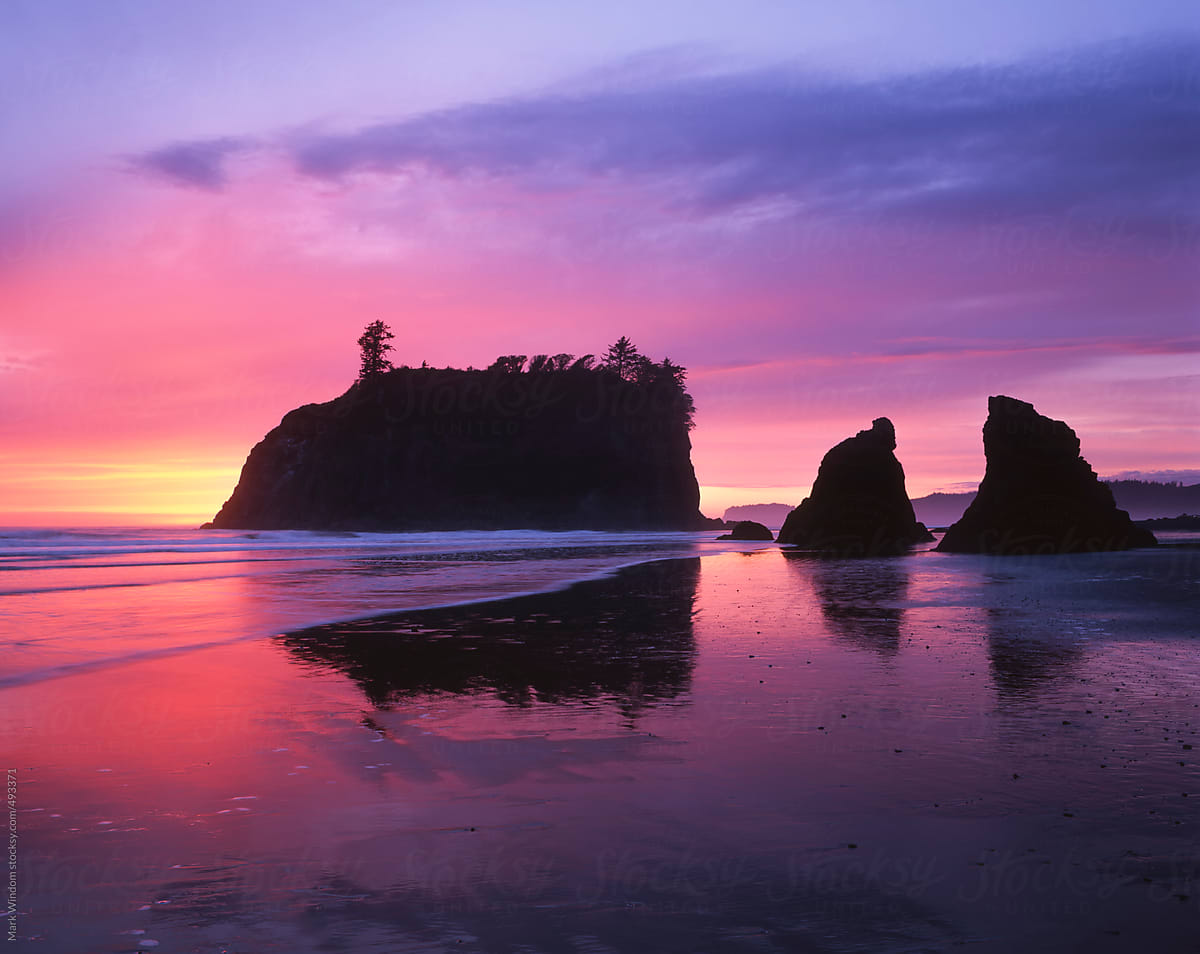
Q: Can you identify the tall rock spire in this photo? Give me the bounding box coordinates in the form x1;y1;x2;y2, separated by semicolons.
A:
937;396;1156;554
777;417;933;555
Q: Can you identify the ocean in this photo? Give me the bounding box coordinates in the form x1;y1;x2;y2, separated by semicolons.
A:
0;528;729;689
2;527;1198;952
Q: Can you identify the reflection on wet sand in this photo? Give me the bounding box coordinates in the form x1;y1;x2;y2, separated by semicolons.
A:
145;846;968;954
282;860;966;954
983;605;1085;699
14;545;1200;954
278;558;700;712
782;551;910;656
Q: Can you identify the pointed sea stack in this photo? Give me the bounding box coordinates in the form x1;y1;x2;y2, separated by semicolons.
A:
776;417;934;555
937;396;1156;554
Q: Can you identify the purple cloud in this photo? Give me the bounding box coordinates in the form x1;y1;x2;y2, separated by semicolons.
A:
132;137;251;190
291;37;1199;240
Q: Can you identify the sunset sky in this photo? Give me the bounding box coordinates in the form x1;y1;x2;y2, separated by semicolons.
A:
2;0;1197;525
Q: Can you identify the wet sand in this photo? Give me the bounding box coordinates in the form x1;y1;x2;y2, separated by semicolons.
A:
6;545;1200;952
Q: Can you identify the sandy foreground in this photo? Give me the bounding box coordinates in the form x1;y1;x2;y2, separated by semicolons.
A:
5;545;1199;953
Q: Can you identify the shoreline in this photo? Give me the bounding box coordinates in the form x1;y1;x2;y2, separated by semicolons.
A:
0;551;720;691
7;529;1194;692
0;530;778;691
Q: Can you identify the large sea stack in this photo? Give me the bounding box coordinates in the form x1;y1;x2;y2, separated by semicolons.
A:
208;366;708;531
937;395;1156;554
776;417;934;554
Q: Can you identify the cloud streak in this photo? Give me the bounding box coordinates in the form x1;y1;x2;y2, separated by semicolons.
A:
133;137;251;190
286;37;1199;239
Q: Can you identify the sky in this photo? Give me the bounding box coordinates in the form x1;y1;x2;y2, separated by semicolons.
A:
1;0;1198;525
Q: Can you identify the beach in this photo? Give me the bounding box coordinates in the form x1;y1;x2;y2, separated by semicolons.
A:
4;531;1199;952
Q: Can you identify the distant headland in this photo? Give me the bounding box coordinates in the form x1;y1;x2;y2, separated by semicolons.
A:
721;503;794;527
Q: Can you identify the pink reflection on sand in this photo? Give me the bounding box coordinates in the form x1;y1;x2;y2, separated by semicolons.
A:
4;547;1198;952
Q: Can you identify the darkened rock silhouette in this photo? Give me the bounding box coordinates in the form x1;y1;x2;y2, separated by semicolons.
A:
776;417;934;554
937;395;1157;554
717;520;774;541
208;365;709;531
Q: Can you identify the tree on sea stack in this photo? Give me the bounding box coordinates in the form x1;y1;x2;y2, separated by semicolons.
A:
603;336;640;380
357;320;395;379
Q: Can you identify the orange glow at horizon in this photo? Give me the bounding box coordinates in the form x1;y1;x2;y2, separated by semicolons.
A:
0;453;240;526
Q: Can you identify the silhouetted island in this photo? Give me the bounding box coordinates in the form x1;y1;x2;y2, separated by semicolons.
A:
776;417;934;554
937;396;1156;554
208;351;716;531
717;520;775;541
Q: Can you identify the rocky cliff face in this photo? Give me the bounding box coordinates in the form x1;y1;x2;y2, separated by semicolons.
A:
208;367;707;531
776;417;933;554
937;396;1156;554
